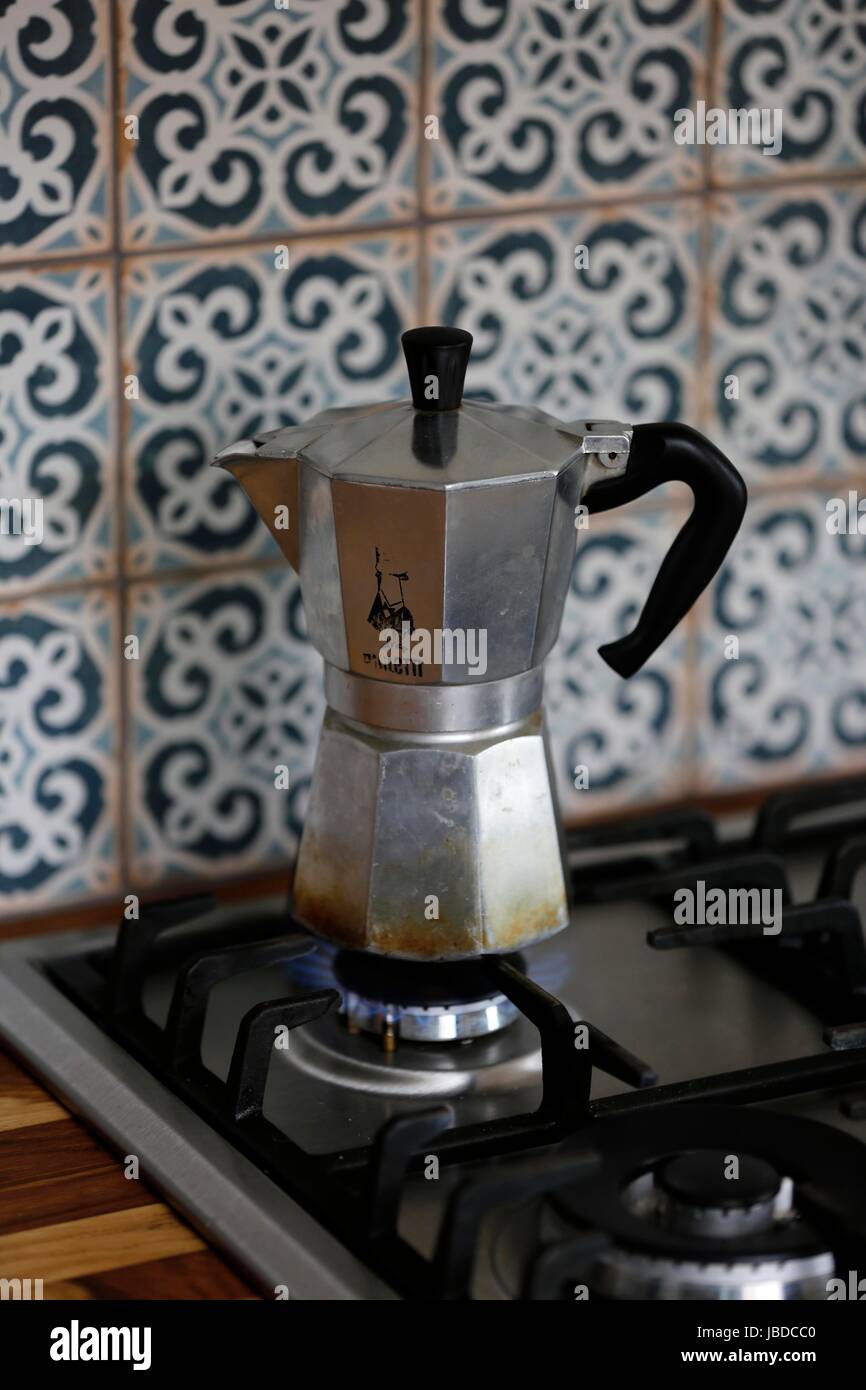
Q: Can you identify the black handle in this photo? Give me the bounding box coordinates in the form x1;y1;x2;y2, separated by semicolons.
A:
583;422;747;679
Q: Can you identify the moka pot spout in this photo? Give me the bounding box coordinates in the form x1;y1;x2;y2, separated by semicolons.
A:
212;436;300;572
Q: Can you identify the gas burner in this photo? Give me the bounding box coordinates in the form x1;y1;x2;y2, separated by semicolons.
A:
5;774;866;1300
650;1148;793;1238
332;950;524;1047
494;1105;866;1300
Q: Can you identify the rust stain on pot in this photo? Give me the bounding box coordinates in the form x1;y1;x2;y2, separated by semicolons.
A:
293;881;567;961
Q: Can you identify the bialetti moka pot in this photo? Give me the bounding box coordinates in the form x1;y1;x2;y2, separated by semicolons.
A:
214;327;746;961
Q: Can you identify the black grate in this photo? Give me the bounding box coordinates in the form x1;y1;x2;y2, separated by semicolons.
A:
45;775;866;1299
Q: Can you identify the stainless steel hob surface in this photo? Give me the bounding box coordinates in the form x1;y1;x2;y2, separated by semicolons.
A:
1;786;866;1300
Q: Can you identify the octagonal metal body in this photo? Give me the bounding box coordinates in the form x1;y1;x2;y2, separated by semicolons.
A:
292;706;569;960
215;402;630;685
214;394;631;959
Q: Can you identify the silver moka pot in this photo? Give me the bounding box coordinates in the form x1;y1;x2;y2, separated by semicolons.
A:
214;327;746;961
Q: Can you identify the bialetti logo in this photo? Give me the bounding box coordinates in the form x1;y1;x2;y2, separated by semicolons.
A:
366;545;424;675
49;1320;152;1371
366;539;489;677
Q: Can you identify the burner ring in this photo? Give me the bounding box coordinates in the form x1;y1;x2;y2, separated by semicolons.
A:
551;1105;864;1265
483;1105;866;1300
333;950;524;1043
515;1103;866;1299
341;989;519;1043
583;1250;835;1302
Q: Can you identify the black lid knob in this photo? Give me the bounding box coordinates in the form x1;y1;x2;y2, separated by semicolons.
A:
401;326;472;411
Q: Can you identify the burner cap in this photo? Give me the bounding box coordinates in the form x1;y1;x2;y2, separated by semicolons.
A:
535;1106;860;1300
657;1150;781;1211
333;950;524;1007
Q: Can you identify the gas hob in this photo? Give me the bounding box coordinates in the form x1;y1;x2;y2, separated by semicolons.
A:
2;776;866;1300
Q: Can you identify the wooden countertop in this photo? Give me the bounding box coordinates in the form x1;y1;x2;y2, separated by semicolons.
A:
0;1046;259;1299
0;898;272;1301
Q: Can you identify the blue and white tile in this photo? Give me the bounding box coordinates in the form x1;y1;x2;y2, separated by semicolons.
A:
127;568;324;887
694;488;866;792
0;588;120;917
122;0;418;248
0;0;111;257
426;0;706;215
0;263;116;593
716;0;866;184
123;232;417;573
427;203;701;425
708;186;866;487
547;507;692;824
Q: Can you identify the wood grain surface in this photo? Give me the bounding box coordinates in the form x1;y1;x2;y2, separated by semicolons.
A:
0;886;287;1301
0;1043;258;1300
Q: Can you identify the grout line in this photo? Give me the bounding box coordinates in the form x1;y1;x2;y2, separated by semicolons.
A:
416;0;430;319
707;1;723;118
123;553;286;589
693;3;719;434
0;554;286;606
105;164;866;246
687;179;717;815
695;189;715;434
2;463;861;608
4;169;866;278
107;0;132;892
698;1;717;191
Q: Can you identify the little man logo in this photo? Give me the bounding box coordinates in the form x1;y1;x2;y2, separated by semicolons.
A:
367;546;414;634
50;1320;152;1370
366;545;423;675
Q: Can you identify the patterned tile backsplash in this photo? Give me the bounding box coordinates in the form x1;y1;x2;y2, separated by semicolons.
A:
123;233;416;572
0;262;117;593
427;202;701;421
426;0;708;210
709;186;866;485
1;0;865;919
548;506;693;821
0;588;121;910
0;0;112;255
717;0;866;183
126;568;322;886
121;0;419;246
695;487;866;791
